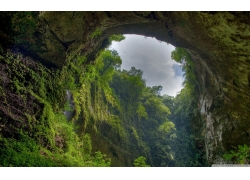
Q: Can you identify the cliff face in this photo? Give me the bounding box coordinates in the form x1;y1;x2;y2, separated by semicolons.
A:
1;11;250;164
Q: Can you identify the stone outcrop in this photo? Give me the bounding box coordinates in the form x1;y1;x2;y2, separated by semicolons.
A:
1;11;250;164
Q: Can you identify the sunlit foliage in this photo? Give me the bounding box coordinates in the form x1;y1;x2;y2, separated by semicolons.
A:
133;156;150;167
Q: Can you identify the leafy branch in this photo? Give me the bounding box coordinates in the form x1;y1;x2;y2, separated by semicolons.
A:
223;144;250;164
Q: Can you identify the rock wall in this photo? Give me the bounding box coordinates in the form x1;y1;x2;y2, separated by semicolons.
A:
1;11;250;164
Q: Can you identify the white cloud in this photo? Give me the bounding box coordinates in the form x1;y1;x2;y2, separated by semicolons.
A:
109;34;184;96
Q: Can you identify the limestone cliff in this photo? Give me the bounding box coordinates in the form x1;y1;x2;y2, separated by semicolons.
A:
1;11;250;164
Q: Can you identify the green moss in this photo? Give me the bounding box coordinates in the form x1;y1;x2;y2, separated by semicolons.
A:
10;12;38;46
0;48;111;166
89;28;102;39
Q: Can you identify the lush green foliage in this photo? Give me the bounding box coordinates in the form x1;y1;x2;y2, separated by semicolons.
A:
0;29;208;167
105;66;179;166
69;46;208;167
133;156;150;167
223;144;250;164
108;34;126;42
171;47;199;92
167;47;208;166
69;49;122;131
2;14;207;166
0;49;111;167
0;134;56;167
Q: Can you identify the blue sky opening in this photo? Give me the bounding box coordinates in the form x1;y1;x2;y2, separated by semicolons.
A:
109;34;184;97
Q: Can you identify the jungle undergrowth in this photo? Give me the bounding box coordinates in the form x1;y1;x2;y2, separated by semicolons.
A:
0;45;111;167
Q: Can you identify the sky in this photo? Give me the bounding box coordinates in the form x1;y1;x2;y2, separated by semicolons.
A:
109;35;184;97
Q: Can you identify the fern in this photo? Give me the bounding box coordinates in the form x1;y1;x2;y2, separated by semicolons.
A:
223;144;250;164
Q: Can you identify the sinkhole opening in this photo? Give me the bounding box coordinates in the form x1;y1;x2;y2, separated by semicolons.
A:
108;34;184;97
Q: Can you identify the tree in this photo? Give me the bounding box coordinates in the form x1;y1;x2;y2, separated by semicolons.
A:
136;103;148;123
99;49;122;76
158;121;176;137
128;66;143;78
171;47;190;64
151;85;163;96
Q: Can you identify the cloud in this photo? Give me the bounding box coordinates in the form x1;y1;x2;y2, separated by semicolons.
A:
172;64;184;77
109;34;184;96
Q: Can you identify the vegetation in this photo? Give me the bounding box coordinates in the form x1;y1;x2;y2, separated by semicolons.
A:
0;15;208;167
2;12;249;167
0;27;126;166
89;28;102;39
108;34;126;42
10;11;38;45
133;156;150;167
168;47;208;166
223;144;250;164
76;46;208;166
0;46;111;167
